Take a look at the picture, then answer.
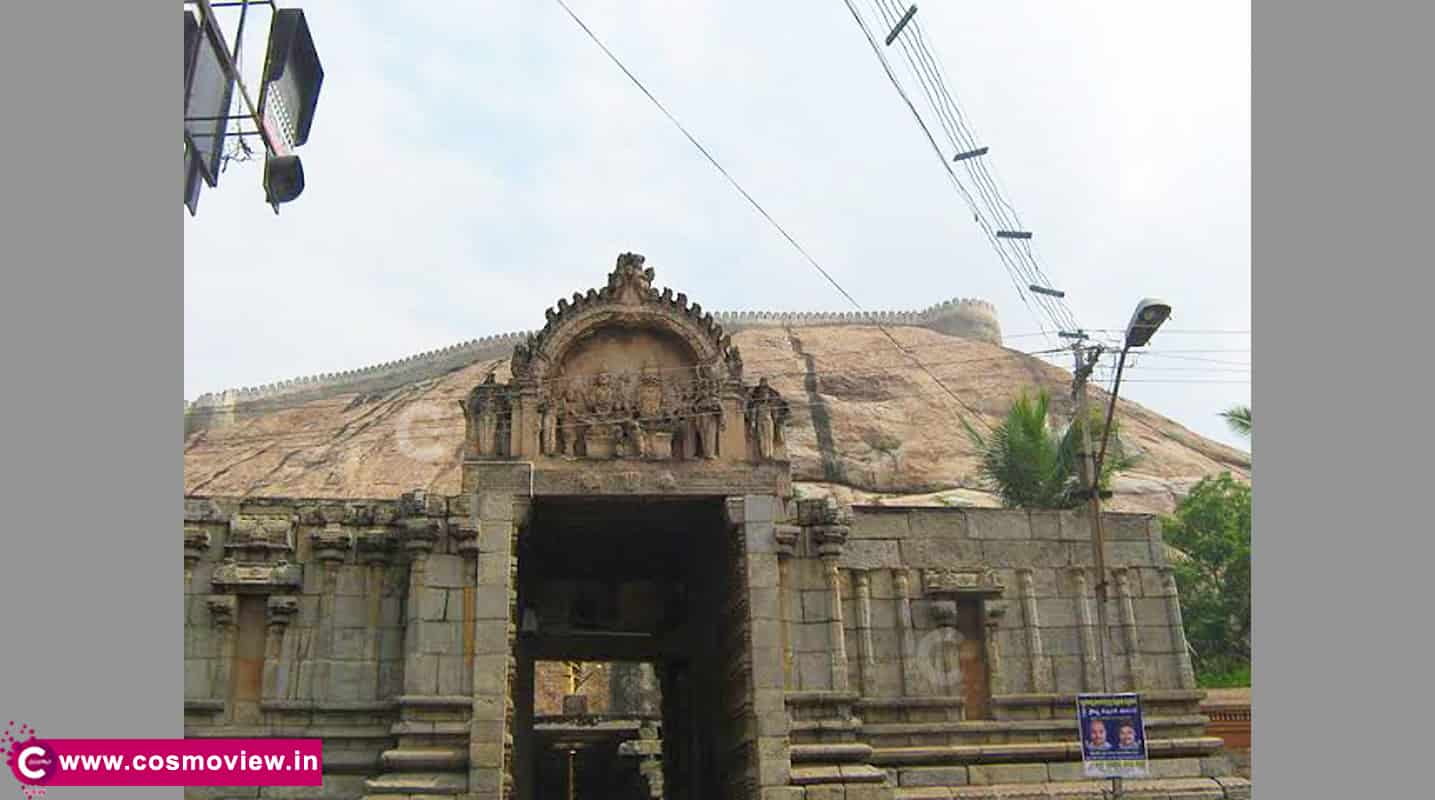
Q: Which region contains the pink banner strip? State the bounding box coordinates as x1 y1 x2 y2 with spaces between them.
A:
8 739 323 787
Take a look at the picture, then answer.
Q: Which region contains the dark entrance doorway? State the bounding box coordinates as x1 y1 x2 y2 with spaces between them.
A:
513 497 747 800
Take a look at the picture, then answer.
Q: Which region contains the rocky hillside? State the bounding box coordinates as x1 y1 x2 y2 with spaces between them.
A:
183 324 1249 514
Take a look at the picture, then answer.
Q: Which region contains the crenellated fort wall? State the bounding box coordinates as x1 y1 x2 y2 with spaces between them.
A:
183 298 1000 434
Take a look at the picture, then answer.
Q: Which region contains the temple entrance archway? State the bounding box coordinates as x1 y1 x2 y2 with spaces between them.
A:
512 497 748 800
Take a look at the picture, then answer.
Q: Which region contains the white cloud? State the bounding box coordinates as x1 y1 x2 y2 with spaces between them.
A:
186 0 1249 446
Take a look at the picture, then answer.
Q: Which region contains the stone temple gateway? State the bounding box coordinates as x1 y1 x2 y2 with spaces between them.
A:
183 254 1249 800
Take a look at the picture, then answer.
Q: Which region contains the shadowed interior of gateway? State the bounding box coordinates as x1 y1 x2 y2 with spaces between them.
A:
514 497 747 800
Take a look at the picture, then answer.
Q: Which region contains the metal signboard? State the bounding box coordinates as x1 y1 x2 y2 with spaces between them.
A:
1076 693 1150 779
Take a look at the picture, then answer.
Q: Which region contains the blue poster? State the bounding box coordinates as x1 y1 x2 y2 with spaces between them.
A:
1076 693 1150 779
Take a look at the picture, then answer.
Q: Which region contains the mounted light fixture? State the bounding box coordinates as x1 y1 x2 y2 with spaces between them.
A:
1124 298 1172 348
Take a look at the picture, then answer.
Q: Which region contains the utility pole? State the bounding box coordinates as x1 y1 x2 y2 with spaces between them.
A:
1072 342 1121 798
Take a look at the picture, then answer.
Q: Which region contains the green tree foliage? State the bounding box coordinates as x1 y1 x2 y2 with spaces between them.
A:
962 389 1136 509
1161 473 1251 683
1221 404 1251 438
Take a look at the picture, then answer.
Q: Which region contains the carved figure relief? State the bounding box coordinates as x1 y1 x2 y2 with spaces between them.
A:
459 253 792 464
746 377 790 461
460 373 512 458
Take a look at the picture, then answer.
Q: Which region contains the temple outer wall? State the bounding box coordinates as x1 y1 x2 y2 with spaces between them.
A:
182 496 1231 799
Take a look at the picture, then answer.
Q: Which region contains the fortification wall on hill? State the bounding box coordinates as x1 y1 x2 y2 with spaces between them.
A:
183 298 1000 434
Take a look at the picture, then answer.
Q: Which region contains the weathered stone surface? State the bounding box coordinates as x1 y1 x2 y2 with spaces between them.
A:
900 766 969 786
966 764 1048 785
839 540 903 570
185 326 1248 515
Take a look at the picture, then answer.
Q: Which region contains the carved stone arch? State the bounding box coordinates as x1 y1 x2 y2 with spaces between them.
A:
510 253 743 389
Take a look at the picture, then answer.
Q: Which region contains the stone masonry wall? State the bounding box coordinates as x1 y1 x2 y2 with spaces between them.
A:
183 491 477 800
773 503 1224 794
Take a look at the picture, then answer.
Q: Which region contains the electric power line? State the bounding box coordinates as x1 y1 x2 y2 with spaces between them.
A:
549 0 998 432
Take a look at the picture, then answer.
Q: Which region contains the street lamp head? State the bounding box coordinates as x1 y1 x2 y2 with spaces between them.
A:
1124 298 1171 348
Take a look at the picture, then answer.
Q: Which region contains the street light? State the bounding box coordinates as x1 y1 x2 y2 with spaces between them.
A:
1096 298 1171 472
1080 297 1170 800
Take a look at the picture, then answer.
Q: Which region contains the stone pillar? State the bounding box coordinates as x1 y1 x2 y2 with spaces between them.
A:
1114 569 1144 690
364 491 469 800
893 569 918 696
1159 567 1198 689
1072 568 1101 691
310 515 348 701
262 595 298 700
814 523 850 693
470 489 523 800
1017 570 1052 693
774 520 801 691
984 600 1007 697
206 595 237 711
853 571 876 696
727 494 793 791
358 523 398 700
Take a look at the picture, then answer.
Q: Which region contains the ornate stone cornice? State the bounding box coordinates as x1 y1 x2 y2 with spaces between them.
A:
226 513 295 558
211 558 303 591
922 567 1005 597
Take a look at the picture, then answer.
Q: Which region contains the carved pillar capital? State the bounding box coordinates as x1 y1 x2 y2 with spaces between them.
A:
310 526 351 564
357 528 398 565
931 599 959 629
450 521 481 558
773 523 801 557
400 489 442 557
206 594 237 628
184 527 210 574
812 524 850 558
266 595 300 630
986 598 1009 624
723 496 745 527
402 518 441 557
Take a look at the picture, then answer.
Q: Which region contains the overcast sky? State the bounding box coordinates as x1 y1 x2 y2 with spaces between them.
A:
185 0 1250 449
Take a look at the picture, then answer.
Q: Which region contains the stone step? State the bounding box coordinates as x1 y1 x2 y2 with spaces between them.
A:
872 738 1225 767
791 764 889 785
379 746 468 770
893 776 1251 800
889 756 1231 789
362 771 469 796
791 743 877 764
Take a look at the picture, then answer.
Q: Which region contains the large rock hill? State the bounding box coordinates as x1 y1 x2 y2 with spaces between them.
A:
183 324 1248 514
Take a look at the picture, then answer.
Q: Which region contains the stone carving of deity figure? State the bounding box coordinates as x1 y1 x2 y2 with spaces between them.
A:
539 397 558 456
462 373 506 457
589 368 617 418
634 367 667 459
747 377 789 461
693 363 724 459
477 397 499 457
559 380 586 456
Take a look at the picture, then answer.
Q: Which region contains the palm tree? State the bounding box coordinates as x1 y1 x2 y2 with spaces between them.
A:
1220 405 1251 438
962 389 1137 509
